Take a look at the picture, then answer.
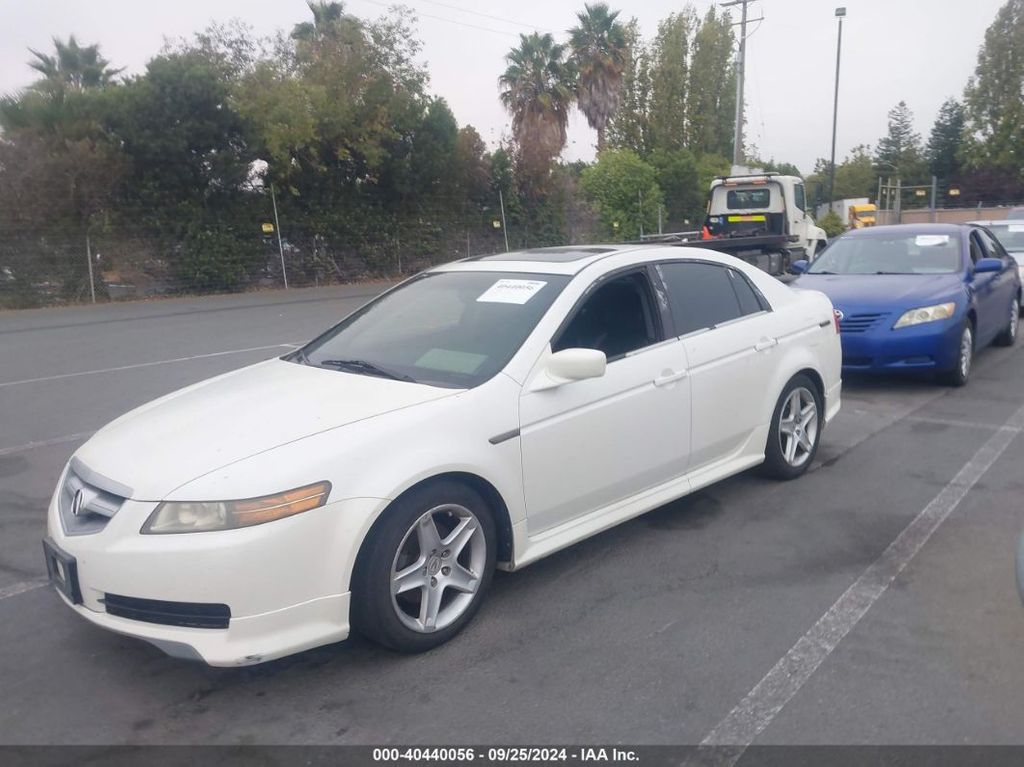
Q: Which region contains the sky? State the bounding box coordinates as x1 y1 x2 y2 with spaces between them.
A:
0 0 1007 175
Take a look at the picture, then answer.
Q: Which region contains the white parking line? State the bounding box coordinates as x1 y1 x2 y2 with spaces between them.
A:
0 580 47 602
0 432 94 458
906 415 1021 433
0 344 295 389
698 401 1024 762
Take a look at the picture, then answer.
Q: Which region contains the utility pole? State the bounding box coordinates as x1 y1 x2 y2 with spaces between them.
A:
499 189 510 252
638 189 644 239
722 0 759 168
270 183 289 289
85 234 96 304
828 7 846 213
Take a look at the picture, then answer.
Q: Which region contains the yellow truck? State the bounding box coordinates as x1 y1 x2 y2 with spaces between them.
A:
848 203 877 228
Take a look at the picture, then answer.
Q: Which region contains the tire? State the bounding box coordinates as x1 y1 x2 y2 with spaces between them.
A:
994 296 1020 347
350 480 496 653
760 374 823 480
941 323 974 387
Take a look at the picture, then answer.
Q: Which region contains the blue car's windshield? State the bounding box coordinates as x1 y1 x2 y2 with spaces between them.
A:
809 233 962 275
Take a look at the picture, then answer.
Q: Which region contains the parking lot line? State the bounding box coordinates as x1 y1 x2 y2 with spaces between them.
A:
0 580 47 602
0 432 94 457
0 344 295 388
698 400 1024 761
906 415 1022 432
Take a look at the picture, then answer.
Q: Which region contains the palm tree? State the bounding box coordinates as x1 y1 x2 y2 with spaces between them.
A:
499 33 575 177
28 36 122 95
291 1 363 63
569 3 628 153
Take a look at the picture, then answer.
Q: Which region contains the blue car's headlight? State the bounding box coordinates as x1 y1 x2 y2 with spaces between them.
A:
893 302 956 329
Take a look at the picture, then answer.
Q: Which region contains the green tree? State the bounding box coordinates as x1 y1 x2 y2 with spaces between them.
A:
579 149 663 240
686 7 736 158
874 101 925 180
605 19 651 155
962 0 1024 182
806 145 876 205
926 98 966 181
648 8 698 153
569 3 628 153
28 36 123 96
499 33 576 182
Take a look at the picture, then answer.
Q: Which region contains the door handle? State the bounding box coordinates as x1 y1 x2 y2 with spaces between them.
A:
754 338 779 352
654 369 688 386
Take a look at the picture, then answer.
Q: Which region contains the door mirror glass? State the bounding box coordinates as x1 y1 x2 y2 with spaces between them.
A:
974 257 1003 274
789 259 809 274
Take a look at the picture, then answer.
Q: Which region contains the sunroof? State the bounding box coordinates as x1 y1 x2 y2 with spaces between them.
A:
472 246 618 263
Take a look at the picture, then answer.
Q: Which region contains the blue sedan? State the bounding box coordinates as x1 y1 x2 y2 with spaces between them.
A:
792 224 1021 386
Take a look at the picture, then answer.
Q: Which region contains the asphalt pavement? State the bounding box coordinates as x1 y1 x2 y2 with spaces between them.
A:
1 284 1023 746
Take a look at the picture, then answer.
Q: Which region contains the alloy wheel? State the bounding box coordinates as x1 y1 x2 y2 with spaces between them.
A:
1010 300 1019 341
960 327 973 379
778 387 819 468
390 504 486 633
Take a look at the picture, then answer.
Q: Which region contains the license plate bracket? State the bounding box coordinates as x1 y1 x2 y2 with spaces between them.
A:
42 537 82 605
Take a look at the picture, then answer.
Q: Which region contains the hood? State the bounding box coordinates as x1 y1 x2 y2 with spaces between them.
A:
793 273 963 313
75 358 456 500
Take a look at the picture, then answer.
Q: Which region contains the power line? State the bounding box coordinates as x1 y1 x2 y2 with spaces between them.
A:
351 0 522 38
412 0 556 34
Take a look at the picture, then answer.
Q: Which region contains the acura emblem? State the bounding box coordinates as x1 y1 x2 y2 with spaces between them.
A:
71 489 85 517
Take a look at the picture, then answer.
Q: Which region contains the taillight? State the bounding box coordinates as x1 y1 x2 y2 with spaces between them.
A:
832 309 842 333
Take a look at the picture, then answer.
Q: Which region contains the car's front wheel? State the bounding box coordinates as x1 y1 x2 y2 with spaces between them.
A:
994 296 1020 347
351 480 496 653
760 374 823 480
942 323 974 387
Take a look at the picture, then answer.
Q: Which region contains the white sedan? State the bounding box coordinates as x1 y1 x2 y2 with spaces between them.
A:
43 245 842 665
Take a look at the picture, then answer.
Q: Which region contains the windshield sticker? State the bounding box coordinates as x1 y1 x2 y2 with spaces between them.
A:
915 235 950 247
1008 225 1024 232
477 279 547 304
416 348 487 375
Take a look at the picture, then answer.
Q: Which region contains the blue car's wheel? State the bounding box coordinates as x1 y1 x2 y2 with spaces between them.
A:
994 297 1020 347
942 323 973 387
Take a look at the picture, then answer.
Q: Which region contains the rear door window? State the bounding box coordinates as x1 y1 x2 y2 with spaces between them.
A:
658 262 762 335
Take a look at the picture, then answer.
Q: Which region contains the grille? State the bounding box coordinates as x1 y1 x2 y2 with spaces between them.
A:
839 312 888 333
58 462 128 536
104 594 231 629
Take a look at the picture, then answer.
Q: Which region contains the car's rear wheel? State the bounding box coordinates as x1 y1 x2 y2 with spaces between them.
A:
760 374 822 480
351 480 496 653
994 297 1020 347
942 323 974 387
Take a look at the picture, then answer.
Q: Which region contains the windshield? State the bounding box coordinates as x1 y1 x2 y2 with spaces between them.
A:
292 271 570 388
986 224 1024 252
808 233 962 275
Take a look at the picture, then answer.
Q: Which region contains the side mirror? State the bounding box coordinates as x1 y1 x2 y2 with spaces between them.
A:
532 348 607 391
789 259 809 275
974 257 1003 274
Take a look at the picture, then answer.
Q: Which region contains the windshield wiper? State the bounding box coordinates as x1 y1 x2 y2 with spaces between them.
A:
319 358 416 382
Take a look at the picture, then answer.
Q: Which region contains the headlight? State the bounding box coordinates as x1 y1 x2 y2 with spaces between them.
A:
142 481 332 534
893 302 956 329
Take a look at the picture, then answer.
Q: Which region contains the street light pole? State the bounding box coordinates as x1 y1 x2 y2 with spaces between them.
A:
828 7 846 213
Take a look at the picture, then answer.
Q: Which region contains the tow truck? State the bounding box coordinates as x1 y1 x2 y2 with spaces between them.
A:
647 173 828 277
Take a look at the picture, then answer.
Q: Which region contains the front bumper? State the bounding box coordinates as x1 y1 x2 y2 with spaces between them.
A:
839 317 963 374
46 483 386 666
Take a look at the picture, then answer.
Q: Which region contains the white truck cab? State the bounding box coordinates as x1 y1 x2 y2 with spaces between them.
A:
702 174 828 275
